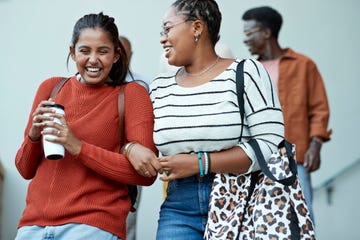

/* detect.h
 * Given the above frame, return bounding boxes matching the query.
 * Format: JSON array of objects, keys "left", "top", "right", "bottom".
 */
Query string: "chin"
[{"left": 248, "top": 48, "right": 256, "bottom": 55}]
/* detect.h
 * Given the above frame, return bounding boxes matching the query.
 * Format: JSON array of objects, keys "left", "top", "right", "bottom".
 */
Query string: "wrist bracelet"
[
  {"left": 204, "top": 152, "right": 209, "bottom": 175},
  {"left": 122, "top": 142, "right": 137, "bottom": 159},
  {"left": 198, "top": 152, "right": 204, "bottom": 177},
  {"left": 207, "top": 152, "right": 212, "bottom": 173},
  {"left": 312, "top": 137, "right": 323, "bottom": 146}
]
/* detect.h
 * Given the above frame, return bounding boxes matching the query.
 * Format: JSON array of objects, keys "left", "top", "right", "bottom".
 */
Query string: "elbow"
[
  {"left": 18, "top": 170, "right": 35, "bottom": 180},
  {"left": 15, "top": 163, "right": 35, "bottom": 180},
  {"left": 140, "top": 176, "right": 157, "bottom": 186}
]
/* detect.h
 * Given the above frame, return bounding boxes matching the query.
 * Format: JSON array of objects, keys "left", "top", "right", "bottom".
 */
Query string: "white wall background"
[{"left": 0, "top": 0, "right": 359, "bottom": 239}]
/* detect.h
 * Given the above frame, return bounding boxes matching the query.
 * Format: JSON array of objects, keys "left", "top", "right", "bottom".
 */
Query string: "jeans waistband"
[{"left": 173, "top": 173, "right": 215, "bottom": 184}]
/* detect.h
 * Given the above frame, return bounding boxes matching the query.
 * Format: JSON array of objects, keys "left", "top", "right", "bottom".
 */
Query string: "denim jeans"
[
  {"left": 297, "top": 164, "right": 315, "bottom": 224},
  {"left": 156, "top": 173, "right": 215, "bottom": 240},
  {"left": 15, "top": 223, "right": 121, "bottom": 240}
]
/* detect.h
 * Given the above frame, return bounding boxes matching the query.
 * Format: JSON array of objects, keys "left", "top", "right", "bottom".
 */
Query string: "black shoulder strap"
[{"left": 236, "top": 60, "right": 246, "bottom": 140}]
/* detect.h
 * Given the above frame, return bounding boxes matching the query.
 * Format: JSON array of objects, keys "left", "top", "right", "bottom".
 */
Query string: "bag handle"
[
  {"left": 235, "top": 60, "right": 297, "bottom": 186},
  {"left": 249, "top": 139, "right": 297, "bottom": 185}
]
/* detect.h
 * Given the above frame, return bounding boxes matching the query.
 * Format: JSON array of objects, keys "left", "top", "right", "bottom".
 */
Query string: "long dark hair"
[{"left": 67, "top": 12, "right": 128, "bottom": 86}]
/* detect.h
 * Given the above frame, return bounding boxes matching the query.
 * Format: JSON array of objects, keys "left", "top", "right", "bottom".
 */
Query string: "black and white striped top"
[{"left": 150, "top": 59, "right": 284, "bottom": 172}]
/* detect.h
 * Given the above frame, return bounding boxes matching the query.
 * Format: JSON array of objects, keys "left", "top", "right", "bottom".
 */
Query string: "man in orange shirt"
[{"left": 242, "top": 6, "right": 332, "bottom": 224}]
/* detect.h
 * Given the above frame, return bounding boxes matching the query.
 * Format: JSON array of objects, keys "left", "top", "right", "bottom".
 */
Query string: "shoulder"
[
  {"left": 235, "top": 58, "right": 268, "bottom": 78},
  {"left": 284, "top": 48, "right": 318, "bottom": 66},
  {"left": 124, "top": 81, "right": 149, "bottom": 98},
  {"left": 149, "top": 70, "right": 178, "bottom": 93},
  {"left": 37, "top": 76, "right": 70, "bottom": 93},
  {"left": 40, "top": 76, "right": 68, "bottom": 86},
  {"left": 123, "top": 82, "right": 152, "bottom": 111}
]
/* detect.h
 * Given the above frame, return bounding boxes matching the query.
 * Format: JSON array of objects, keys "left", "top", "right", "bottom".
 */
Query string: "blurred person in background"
[{"left": 242, "top": 6, "right": 332, "bottom": 224}]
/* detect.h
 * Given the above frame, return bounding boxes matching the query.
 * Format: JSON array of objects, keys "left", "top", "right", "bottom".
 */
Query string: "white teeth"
[
  {"left": 164, "top": 47, "right": 170, "bottom": 52},
  {"left": 87, "top": 67, "right": 100, "bottom": 72}
]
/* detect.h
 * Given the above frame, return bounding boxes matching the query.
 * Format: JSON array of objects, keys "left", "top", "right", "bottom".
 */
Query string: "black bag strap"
[
  {"left": 235, "top": 60, "right": 297, "bottom": 186},
  {"left": 236, "top": 59, "right": 246, "bottom": 141},
  {"left": 249, "top": 139, "right": 297, "bottom": 185}
]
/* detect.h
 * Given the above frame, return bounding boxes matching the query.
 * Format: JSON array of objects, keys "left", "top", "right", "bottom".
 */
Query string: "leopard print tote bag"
[{"left": 204, "top": 139, "right": 316, "bottom": 240}]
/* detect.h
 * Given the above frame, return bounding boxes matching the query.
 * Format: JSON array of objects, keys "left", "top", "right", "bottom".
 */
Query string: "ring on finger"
[
  {"left": 57, "top": 130, "right": 61, "bottom": 136},
  {"left": 144, "top": 171, "right": 150, "bottom": 176}
]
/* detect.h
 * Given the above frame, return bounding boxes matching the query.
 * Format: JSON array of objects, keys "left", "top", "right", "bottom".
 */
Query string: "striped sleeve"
[{"left": 239, "top": 59, "right": 284, "bottom": 173}]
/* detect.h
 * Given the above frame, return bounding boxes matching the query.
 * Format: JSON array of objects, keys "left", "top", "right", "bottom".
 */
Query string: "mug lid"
[{"left": 44, "top": 104, "right": 64, "bottom": 110}]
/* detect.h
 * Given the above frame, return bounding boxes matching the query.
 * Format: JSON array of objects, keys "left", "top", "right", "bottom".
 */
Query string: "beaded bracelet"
[{"left": 197, "top": 151, "right": 204, "bottom": 177}]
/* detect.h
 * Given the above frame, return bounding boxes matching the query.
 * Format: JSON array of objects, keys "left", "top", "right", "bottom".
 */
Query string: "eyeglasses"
[
  {"left": 243, "top": 27, "right": 262, "bottom": 37},
  {"left": 160, "top": 21, "right": 188, "bottom": 37}
]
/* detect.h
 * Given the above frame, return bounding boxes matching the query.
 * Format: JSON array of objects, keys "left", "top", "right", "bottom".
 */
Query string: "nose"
[
  {"left": 243, "top": 36, "right": 251, "bottom": 45},
  {"left": 160, "top": 34, "right": 167, "bottom": 44},
  {"left": 88, "top": 52, "right": 98, "bottom": 63}
]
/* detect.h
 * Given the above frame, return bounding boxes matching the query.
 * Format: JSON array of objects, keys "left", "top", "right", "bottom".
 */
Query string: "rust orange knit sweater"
[{"left": 15, "top": 76, "right": 156, "bottom": 239}]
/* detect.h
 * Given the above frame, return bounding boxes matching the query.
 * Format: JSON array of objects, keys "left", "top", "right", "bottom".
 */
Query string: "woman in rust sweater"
[{"left": 14, "top": 12, "right": 159, "bottom": 240}]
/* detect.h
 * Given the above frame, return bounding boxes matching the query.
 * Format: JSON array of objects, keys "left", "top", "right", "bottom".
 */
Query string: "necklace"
[{"left": 182, "top": 56, "right": 220, "bottom": 77}]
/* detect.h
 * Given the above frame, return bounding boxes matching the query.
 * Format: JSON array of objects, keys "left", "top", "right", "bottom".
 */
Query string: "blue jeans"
[
  {"left": 15, "top": 223, "right": 121, "bottom": 240},
  {"left": 297, "top": 164, "right": 315, "bottom": 224},
  {"left": 156, "top": 174, "right": 215, "bottom": 240}
]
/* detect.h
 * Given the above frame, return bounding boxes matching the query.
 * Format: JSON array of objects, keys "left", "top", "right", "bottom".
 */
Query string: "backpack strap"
[
  {"left": 118, "top": 84, "right": 138, "bottom": 212},
  {"left": 50, "top": 77, "right": 70, "bottom": 99},
  {"left": 118, "top": 85, "right": 125, "bottom": 146}
]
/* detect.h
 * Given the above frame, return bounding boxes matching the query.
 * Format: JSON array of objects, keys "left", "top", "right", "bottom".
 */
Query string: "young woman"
[
  {"left": 150, "top": 1, "right": 285, "bottom": 239},
  {"left": 15, "top": 12, "right": 159, "bottom": 240}
]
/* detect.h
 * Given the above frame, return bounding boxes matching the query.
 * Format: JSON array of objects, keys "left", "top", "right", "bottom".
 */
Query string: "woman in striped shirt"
[{"left": 150, "top": 1, "right": 284, "bottom": 239}]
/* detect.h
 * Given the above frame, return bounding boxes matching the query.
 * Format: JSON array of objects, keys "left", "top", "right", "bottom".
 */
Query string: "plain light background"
[{"left": 1, "top": 0, "right": 359, "bottom": 239}]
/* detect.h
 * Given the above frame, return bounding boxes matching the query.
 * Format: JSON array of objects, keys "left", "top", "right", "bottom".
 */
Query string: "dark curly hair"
[
  {"left": 172, "top": 0, "right": 222, "bottom": 46},
  {"left": 242, "top": 6, "right": 283, "bottom": 40},
  {"left": 67, "top": 12, "right": 128, "bottom": 86}
]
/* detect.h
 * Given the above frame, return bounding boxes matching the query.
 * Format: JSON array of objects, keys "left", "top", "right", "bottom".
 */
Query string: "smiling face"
[
  {"left": 160, "top": 7, "right": 195, "bottom": 67},
  {"left": 70, "top": 27, "right": 120, "bottom": 86}
]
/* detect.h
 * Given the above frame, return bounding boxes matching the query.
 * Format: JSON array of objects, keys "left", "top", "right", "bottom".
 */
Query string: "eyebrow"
[{"left": 77, "top": 45, "right": 111, "bottom": 49}]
